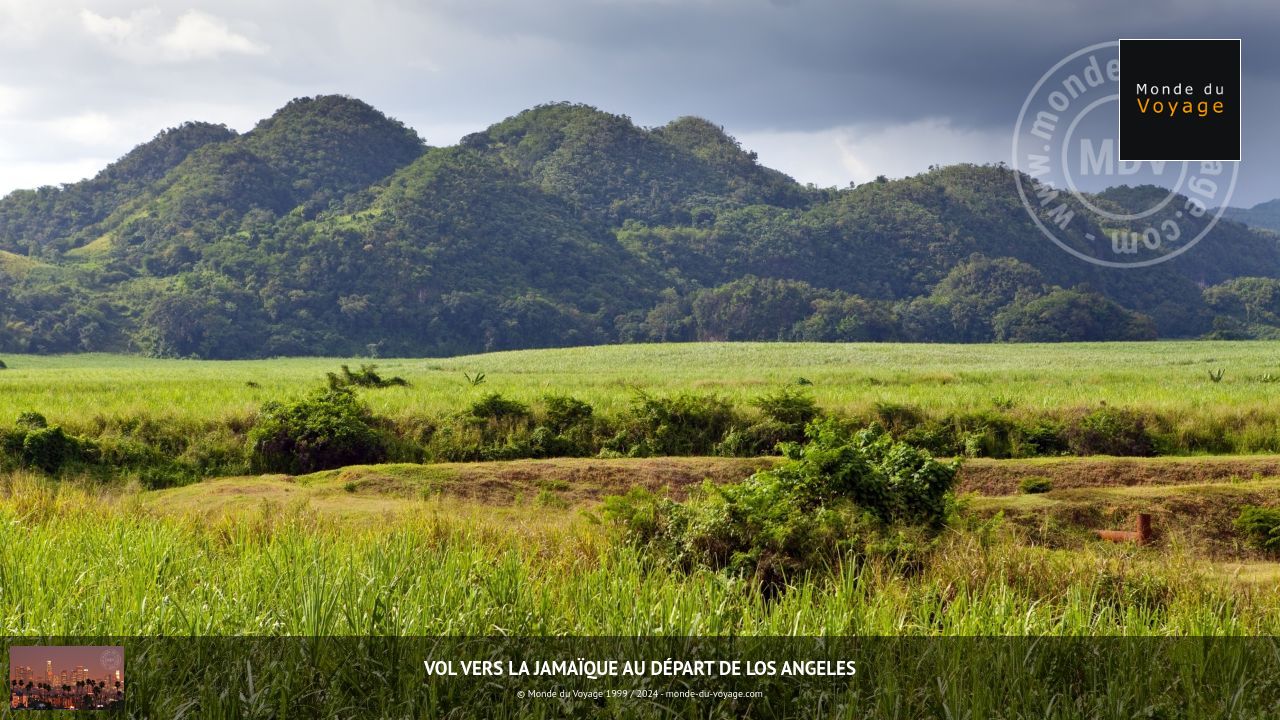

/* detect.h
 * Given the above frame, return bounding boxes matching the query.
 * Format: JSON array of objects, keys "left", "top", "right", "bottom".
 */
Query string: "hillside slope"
[
  {"left": 2, "top": 97, "right": 1279, "bottom": 356},
  {"left": 1223, "top": 199, "right": 1280, "bottom": 233}
]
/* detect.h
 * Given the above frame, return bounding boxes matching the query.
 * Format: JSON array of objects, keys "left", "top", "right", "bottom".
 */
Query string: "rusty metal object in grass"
[{"left": 1097, "top": 513, "right": 1153, "bottom": 545}]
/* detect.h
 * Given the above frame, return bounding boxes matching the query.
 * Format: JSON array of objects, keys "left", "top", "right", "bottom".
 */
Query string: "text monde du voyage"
[{"left": 1134, "top": 82, "right": 1228, "bottom": 118}]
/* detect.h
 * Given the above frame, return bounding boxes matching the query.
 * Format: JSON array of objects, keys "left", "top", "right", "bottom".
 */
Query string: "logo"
[
  {"left": 99, "top": 648, "right": 122, "bottom": 671},
  {"left": 1012, "top": 41, "right": 1238, "bottom": 268},
  {"left": 1119, "top": 39, "right": 1241, "bottom": 161}
]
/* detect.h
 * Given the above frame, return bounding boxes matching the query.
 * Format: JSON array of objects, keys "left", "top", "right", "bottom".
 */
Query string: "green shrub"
[
  {"left": 0, "top": 359, "right": 7, "bottom": 369},
  {"left": 604, "top": 420, "right": 959, "bottom": 592},
  {"left": 900, "top": 421, "right": 960, "bottom": 456},
  {"left": 92, "top": 437, "right": 201, "bottom": 489},
  {"left": 133, "top": 464, "right": 201, "bottom": 490},
  {"left": 536, "top": 488, "right": 569, "bottom": 509},
  {"left": 249, "top": 389, "right": 390, "bottom": 474},
  {"left": 16, "top": 411, "right": 47, "bottom": 430},
  {"left": 1234, "top": 506, "right": 1280, "bottom": 555},
  {"left": 542, "top": 395, "right": 593, "bottom": 433},
  {"left": 752, "top": 387, "right": 819, "bottom": 427},
  {"left": 1019, "top": 476, "right": 1053, "bottom": 494},
  {"left": 716, "top": 419, "right": 796, "bottom": 457},
  {"left": 326, "top": 364, "right": 408, "bottom": 390},
  {"left": 1017, "top": 418, "right": 1068, "bottom": 456},
  {"left": 991, "top": 395, "right": 1016, "bottom": 410},
  {"left": 607, "top": 392, "right": 740, "bottom": 457},
  {"left": 0, "top": 427, "right": 23, "bottom": 464},
  {"left": 468, "top": 393, "right": 531, "bottom": 422},
  {"left": 949, "top": 412, "right": 1014, "bottom": 458},
  {"left": 21, "top": 425, "right": 94, "bottom": 474},
  {"left": 1, "top": 412, "right": 98, "bottom": 475},
  {"left": 1064, "top": 406, "right": 1155, "bottom": 456},
  {"left": 496, "top": 425, "right": 573, "bottom": 460},
  {"left": 423, "top": 423, "right": 488, "bottom": 462},
  {"left": 896, "top": 413, "right": 1068, "bottom": 459},
  {"left": 717, "top": 387, "right": 822, "bottom": 455},
  {"left": 422, "top": 394, "right": 541, "bottom": 462},
  {"left": 872, "top": 402, "right": 925, "bottom": 433}
]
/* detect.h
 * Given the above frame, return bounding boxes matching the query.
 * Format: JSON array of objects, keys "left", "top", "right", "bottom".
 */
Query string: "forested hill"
[
  {"left": 2, "top": 95, "right": 1280, "bottom": 358},
  {"left": 1223, "top": 199, "right": 1280, "bottom": 234}
]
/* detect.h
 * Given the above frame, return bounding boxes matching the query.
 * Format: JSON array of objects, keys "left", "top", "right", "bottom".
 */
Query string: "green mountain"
[
  {"left": 2, "top": 97, "right": 1279, "bottom": 357},
  {"left": 0, "top": 121, "right": 236, "bottom": 255},
  {"left": 1222, "top": 199, "right": 1280, "bottom": 234}
]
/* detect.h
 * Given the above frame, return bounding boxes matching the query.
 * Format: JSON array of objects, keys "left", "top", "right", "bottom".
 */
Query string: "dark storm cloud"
[
  {"left": 0, "top": 0, "right": 1276, "bottom": 203},
  {"left": 406, "top": 0, "right": 1280, "bottom": 130}
]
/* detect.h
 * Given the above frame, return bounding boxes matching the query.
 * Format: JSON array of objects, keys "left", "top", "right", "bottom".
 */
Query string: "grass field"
[
  {"left": 3, "top": 341, "right": 1280, "bottom": 427},
  {"left": 3, "top": 465, "right": 1278, "bottom": 638},
  {"left": 2, "top": 343, "right": 1279, "bottom": 643},
  {"left": 10, "top": 466, "right": 1279, "bottom": 717}
]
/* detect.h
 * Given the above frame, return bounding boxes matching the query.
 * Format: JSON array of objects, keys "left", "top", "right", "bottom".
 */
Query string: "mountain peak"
[
  {"left": 99, "top": 121, "right": 238, "bottom": 188},
  {"left": 1222, "top": 197, "right": 1280, "bottom": 233},
  {"left": 653, "top": 116, "right": 747, "bottom": 161},
  {"left": 255, "top": 95, "right": 398, "bottom": 127},
  {"left": 241, "top": 94, "right": 425, "bottom": 202}
]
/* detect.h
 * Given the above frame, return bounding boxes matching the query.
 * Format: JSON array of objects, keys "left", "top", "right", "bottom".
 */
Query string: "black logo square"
[{"left": 1119, "top": 39, "right": 1240, "bottom": 161}]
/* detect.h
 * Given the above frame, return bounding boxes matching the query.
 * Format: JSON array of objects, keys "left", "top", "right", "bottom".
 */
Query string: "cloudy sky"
[{"left": 1, "top": 0, "right": 1277, "bottom": 205}]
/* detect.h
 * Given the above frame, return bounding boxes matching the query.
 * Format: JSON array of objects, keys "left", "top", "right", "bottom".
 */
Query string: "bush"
[
  {"left": 718, "top": 387, "right": 822, "bottom": 455},
  {"left": 604, "top": 420, "right": 959, "bottom": 592},
  {"left": 468, "top": 393, "right": 531, "bottom": 422},
  {"left": 21, "top": 425, "right": 95, "bottom": 474},
  {"left": 540, "top": 395, "right": 600, "bottom": 457},
  {"left": 716, "top": 419, "right": 796, "bottom": 457},
  {"left": 536, "top": 488, "right": 570, "bottom": 509},
  {"left": 493, "top": 425, "right": 578, "bottom": 460},
  {"left": 1, "top": 412, "right": 96, "bottom": 474},
  {"left": 94, "top": 437, "right": 201, "bottom": 489},
  {"left": 249, "top": 389, "right": 390, "bottom": 474},
  {"left": 0, "top": 428, "right": 23, "bottom": 464},
  {"left": 752, "top": 387, "right": 819, "bottom": 428},
  {"left": 1017, "top": 418, "right": 1068, "bottom": 456},
  {"left": 1234, "top": 506, "right": 1280, "bottom": 555},
  {"left": 1064, "top": 406, "right": 1155, "bottom": 456},
  {"left": 1019, "top": 476, "right": 1053, "bottom": 494},
  {"left": 427, "top": 395, "right": 599, "bottom": 462},
  {"left": 952, "top": 411, "right": 1018, "bottom": 458},
  {"left": 326, "top": 364, "right": 408, "bottom": 390},
  {"left": 542, "top": 395, "right": 593, "bottom": 434},
  {"left": 16, "top": 411, "right": 47, "bottom": 430},
  {"left": 607, "top": 392, "right": 740, "bottom": 457},
  {"left": 0, "top": 359, "right": 7, "bottom": 369},
  {"left": 872, "top": 402, "right": 925, "bottom": 434}
]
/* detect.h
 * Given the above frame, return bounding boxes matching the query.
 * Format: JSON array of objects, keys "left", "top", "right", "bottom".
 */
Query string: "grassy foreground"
[{"left": 2, "top": 467, "right": 1278, "bottom": 638}]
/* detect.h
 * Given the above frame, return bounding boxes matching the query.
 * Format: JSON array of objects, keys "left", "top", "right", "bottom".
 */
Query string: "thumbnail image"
[{"left": 9, "top": 646, "right": 124, "bottom": 711}]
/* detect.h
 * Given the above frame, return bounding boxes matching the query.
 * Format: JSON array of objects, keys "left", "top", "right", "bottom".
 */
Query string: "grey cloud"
[{"left": 0, "top": 0, "right": 1275, "bottom": 204}]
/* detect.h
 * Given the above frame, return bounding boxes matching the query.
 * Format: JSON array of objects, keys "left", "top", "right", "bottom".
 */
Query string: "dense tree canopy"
[{"left": 1, "top": 96, "right": 1279, "bottom": 357}]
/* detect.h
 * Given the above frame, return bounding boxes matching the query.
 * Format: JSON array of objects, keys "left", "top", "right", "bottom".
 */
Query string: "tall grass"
[{"left": 2, "top": 473, "right": 1275, "bottom": 638}]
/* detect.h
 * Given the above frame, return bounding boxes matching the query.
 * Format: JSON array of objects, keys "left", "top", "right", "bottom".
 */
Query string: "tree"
[
  {"left": 994, "top": 287, "right": 1158, "bottom": 342},
  {"left": 690, "top": 276, "right": 824, "bottom": 341}
]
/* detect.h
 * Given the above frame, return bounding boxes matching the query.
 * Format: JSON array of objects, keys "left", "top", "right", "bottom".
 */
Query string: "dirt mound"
[
  {"left": 325, "top": 456, "right": 780, "bottom": 505},
  {"left": 958, "top": 456, "right": 1280, "bottom": 495}
]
